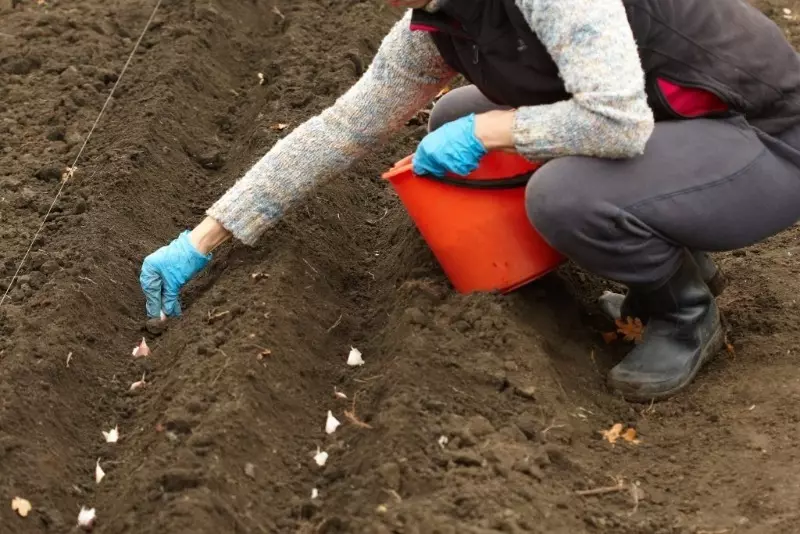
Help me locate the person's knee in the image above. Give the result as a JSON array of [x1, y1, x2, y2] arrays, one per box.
[[525, 158, 597, 251], [428, 86, 502, 132], [428, 90, 469, 132]]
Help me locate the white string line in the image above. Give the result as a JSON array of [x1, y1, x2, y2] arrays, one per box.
[[0, 0, 163, 309]]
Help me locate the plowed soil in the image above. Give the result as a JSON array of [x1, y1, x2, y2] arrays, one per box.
[[3, 0, 800, 532]]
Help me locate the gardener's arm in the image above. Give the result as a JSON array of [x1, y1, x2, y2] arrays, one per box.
[[195, 11, 454, 250], [475, 0, 654, 159], [140, 10, 454, 318]]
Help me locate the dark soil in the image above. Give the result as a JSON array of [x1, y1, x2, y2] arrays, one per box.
[[2, 0, 800, 532]]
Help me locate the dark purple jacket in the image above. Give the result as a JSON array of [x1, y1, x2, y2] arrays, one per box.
[[412, 0, 800, 135]]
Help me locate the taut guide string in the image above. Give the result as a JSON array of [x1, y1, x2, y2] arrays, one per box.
[[0, 0, 164, 308]]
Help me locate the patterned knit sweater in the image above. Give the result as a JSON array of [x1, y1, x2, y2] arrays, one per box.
[[207, 0, 654, 246]]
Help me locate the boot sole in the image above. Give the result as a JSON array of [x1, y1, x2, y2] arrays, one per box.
[[610, 313, 726, 403]]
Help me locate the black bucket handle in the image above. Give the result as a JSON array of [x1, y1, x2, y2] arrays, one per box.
[[417, 171, 533, 190]]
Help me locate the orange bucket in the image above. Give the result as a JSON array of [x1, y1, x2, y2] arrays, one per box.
[[382, 151, 566, 294]]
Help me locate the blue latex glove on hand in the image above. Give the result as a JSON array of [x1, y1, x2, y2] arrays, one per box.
[[140, 230, 211, 318], [413, 113, 487, 177]]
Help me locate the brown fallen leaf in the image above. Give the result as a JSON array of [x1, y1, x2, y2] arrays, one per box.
[[600, 423, 641, 445], [600, 423, 623, 444], [621, 427, 641, 444], [257, 348, 271, 361], [601, 331, 618, 344], [270, 123, 289, 131], [616, 316, 645, 343], [435, 86, 451, 100], [11, 496, 32, 517], [343, 392, 372, 429]]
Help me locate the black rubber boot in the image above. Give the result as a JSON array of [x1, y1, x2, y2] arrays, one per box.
[[598, 251, 726, 322], [607, 253, 725, 402]]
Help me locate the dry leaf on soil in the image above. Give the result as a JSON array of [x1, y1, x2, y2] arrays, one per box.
[[615, 317, 645, 343], [621, 427, 641, 444], [601, 331, 618, 344], [11, 497, 32, 517], [600, 423, 641, 444], [270, 123, 289, 131]]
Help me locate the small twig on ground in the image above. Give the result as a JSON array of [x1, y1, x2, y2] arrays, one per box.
[[542, 422, 566, 436], [386, 489, 402, 503], [272, 5, 285, 20], [302, 258, 318, 274], [640, 398, 656, 417], [343, 392, 373, 429], [211, 350, 231, 386], [207, 309, 230, 323], [78, 276, 96, 285], [366, 208, 389, 225], [575, 480, 627, 496], [629, 481, 643, 515], [66, 352, 73, 368], [353, 374, 383, 383], [366, 271, 376, 280], [326, 313, 343, 333]]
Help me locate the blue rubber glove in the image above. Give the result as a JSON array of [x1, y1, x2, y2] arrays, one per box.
[[139, 230, 211, 318], [413, 113, 487, 177]]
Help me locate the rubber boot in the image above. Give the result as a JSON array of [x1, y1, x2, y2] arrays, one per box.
[[598, 251, 726, 322], [607, 253, 725, 401]]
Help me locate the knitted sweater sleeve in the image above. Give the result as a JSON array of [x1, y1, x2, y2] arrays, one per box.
[[512, 0, 655, 160], [207, 11, 454, 245]]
